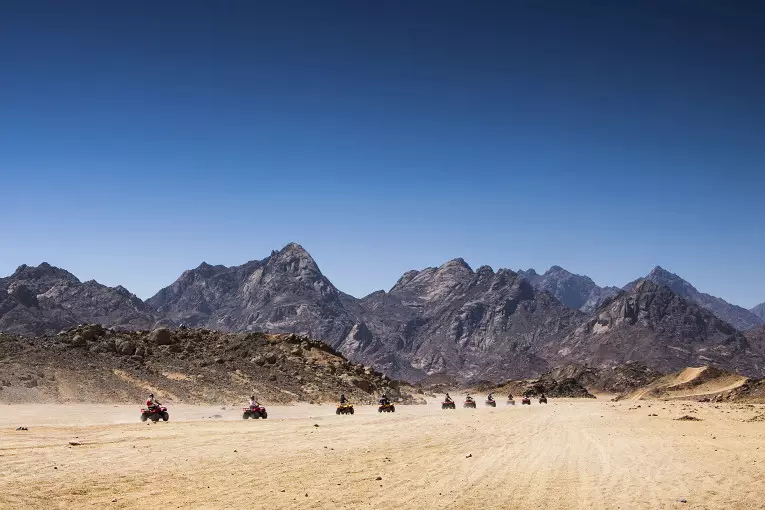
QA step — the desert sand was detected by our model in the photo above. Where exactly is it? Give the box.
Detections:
[1,399,764,509]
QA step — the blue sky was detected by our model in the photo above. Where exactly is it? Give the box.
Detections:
[1,1,764,307]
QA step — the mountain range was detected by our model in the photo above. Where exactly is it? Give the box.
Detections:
[1,243,763,382]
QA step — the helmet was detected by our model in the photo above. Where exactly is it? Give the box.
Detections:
[149,393,154,398]
[250,395,255,400]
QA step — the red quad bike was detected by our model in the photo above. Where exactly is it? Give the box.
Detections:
[141,406,169,422]
[441,401,456,410]
[521,397,531,405]
[463,400,477,409]
[485,399,497,408]
[242,405,268,419]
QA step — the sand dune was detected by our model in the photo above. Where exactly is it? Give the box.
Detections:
[1,399,764,509]
[620,366,749,401]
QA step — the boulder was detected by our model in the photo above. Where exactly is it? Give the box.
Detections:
[69,335,86,348]
[115,338,136,356]
[149,328,172,346]
[79,324,105,341]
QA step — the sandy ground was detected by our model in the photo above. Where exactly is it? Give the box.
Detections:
[1,399,764,509]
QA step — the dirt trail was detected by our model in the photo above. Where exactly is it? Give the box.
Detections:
[1,400,764,509]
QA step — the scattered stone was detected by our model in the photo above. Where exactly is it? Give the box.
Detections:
[68,441,82,446]
[16,427,28,431]
[675,416,702,421]
[314,424,320,427]
[466,453,472,458]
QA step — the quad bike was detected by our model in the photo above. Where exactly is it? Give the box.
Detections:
[378,402,396,413]
[441,401,456,410]
[463,400,477,409]
[140,405,169,422]
[336,404,355,415]
[521,397,531,405]
[539,396,548,404]
[506,399,516,406]
[242,404,268,419]
[485,399,497,408]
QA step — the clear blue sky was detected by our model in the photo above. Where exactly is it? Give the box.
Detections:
[1,1,763,307]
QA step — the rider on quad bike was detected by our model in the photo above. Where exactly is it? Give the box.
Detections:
[465,393,474,403]
[146,393,161,411]
[487,392,495,402]
[340,394,347,404]
[444,393,453,403]
[248,395,260,408]
[507,393,513,400]
[379,393,390,405]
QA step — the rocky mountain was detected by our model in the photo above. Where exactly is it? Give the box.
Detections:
[518,266,620,312]
[624,266,762,331]
[0,325,420,405]
[148,251,585,382]
[751,302,765,321]
[353,259,585,382]
[0,263,157,336]
[554,280,765,377]
[3,246,764,384]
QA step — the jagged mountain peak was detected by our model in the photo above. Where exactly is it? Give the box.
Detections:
[269,243,321,272]
[438,258,473,274]
[10,262,79,284]
[625,266,762,331]
[518,265,618,312]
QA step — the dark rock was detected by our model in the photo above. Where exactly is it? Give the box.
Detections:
[69,335,86,348]
[149,327,172,345]
[114,338,136,356]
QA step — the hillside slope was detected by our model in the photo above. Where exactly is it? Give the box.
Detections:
[0,325,418,405]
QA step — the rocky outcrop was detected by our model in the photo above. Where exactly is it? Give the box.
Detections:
[518,266,619,312]
[624,266,763,331]
[0,326,420,405]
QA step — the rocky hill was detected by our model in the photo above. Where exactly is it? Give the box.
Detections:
[0,325,419,405]
[518,266,619,312]
[554,280,765,376]
[624,266,762,331]
[539,362,664,394]
[0,263,158,336]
